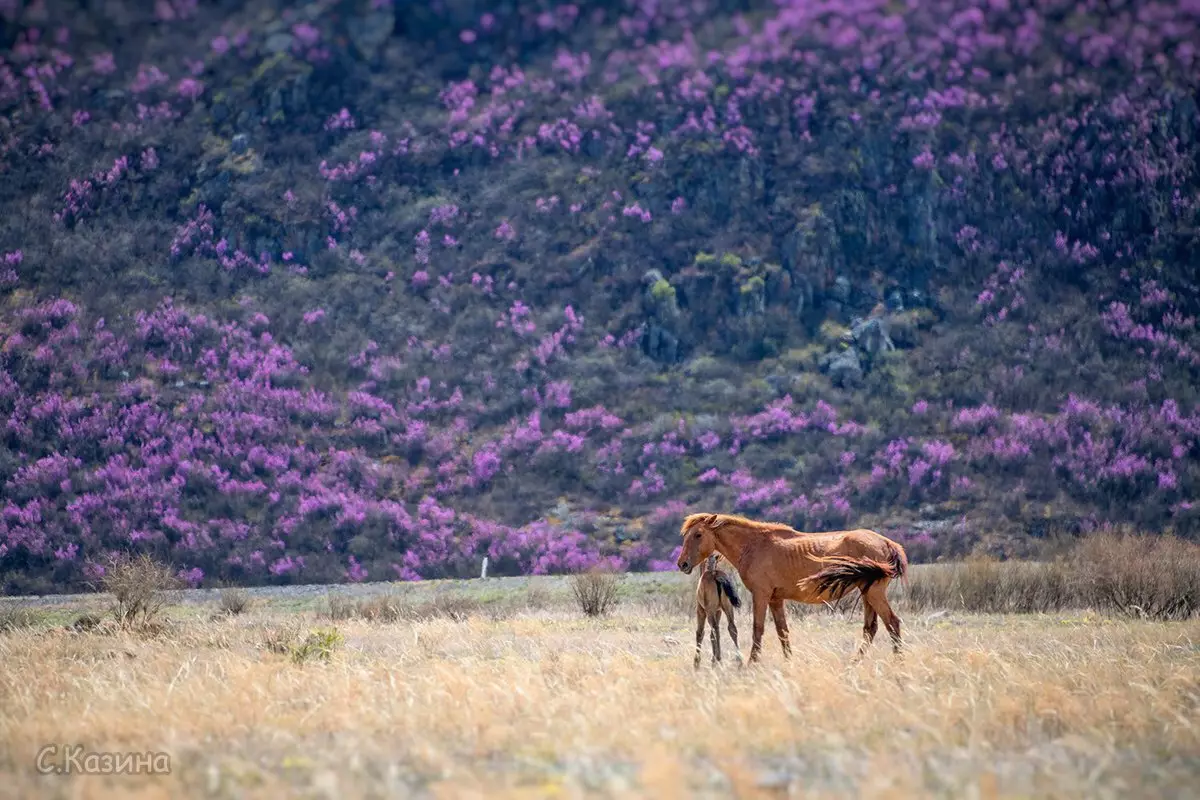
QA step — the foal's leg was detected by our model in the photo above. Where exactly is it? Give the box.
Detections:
[865,582,902,655]
[749,593,769,663]
[709,611,722,664]
[722,596,742,663]
[769,598,791,659]
[693,605,707,669]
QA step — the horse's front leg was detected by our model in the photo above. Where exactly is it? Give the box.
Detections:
[749,592,769,663]
[769,598,791,659]
[693,606,706,670]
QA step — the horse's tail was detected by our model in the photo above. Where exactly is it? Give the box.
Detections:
[714,572,741,609]
[802,554,901,601]
[886,538,910,591]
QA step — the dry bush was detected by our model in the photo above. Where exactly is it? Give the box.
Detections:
[217,587,253,616]
[416,593,484,622]
[99,553,181,630]
[1070,531,1200,620]
[571,568,620,617]
[355,593,408,622]
[903,558,1074,614]
[325,593,357,621]
[902,532,1200,620]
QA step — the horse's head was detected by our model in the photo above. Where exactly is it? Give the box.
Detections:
[677,513,726,574]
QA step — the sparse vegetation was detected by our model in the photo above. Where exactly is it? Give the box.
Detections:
[900,533,1200,621]
[0,603,37,633]
[98,553,181,631]
[0,571,1196,798]
[68,611,104,633]
[571,568,621,617]
[217,587,253,617]
[289,627,344,665]
[324,590,485,623]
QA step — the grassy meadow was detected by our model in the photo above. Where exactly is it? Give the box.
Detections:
[1,541,1199,800]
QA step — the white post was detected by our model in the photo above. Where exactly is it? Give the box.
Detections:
[480,557,489,580]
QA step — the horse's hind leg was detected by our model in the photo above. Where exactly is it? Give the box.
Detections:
[854,601,879,660]
[709,611,722,664]
[864,581,902,655]
[769,598,792,659]
[694,606,707,669]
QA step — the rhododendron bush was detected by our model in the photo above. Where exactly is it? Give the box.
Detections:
[0,0,1197,592]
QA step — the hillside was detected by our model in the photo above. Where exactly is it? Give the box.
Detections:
[1,0,1198,594]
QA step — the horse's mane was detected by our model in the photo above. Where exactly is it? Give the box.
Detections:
[683,512,798,536]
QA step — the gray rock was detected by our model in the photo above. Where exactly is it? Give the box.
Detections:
[821,348,863,388]
[231,134,249,154]
[851,316,894,357]
[886,289,905,311]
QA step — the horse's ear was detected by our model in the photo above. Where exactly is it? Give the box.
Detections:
[707,514,727,528]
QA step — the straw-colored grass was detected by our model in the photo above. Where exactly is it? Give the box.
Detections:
[1,585,1197,799]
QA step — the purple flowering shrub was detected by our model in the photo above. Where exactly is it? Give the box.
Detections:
[0,1,1198,590]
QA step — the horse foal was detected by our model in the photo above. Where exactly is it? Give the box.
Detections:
[678,513,909,664]
[693,554,743,668]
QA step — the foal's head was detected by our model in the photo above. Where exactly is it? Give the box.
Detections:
[677,513,726,574]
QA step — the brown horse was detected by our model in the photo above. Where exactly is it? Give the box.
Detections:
[676,513,908,663]
[693,553,743,668]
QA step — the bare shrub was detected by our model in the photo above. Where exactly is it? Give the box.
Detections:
[218,588,253,616]
[571,568,621,617]
[355,593,408,622]
[100,553,181,630]
[899,533,1200,619]
[418,594,483,622]
[902,558,1073,614]
[1070,531,1200,621]
[325,593,357,621]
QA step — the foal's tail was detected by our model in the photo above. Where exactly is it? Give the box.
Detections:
[714,572,741,609]
[802,551,904,602]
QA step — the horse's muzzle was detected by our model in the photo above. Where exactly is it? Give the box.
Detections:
[678,561,693,574]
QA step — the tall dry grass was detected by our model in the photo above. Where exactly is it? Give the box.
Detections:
[901,531,1200,619]
[0,597,1196,799]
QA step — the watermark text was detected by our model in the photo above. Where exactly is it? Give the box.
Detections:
[36,745,171,776]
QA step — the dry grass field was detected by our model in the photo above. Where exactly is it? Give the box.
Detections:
[2,547,1199,800]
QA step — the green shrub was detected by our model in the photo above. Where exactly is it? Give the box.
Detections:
[290,627,345,664]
